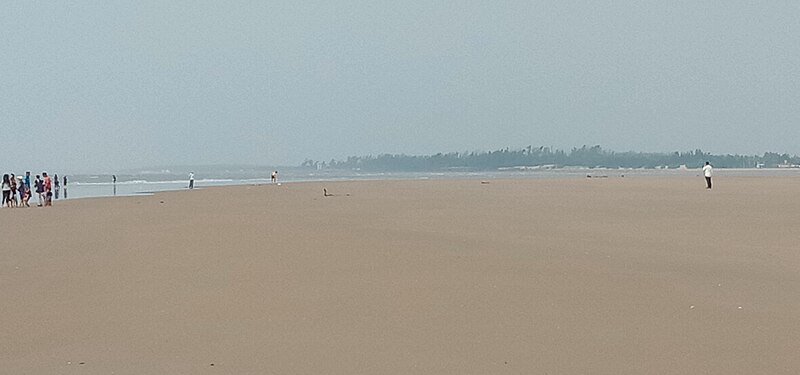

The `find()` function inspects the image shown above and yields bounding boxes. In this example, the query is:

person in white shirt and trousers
[703,162,713,189]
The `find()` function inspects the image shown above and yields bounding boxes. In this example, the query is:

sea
[45,167,800,201]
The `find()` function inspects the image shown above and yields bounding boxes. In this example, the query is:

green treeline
[301,146,800,171]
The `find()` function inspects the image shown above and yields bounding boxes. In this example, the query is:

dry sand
[2,176,800,374]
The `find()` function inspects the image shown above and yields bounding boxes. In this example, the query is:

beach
[2,176,799,374]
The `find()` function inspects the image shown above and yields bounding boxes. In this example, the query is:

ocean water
[42,167,800,201]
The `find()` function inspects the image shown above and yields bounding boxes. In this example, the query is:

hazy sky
[2,1,799,172]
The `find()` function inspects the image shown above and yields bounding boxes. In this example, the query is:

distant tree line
[300,146,800,172]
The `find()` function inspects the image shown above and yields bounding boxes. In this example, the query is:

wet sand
[2,176,800,374]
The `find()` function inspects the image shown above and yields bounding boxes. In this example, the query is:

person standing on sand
[43,172,52,206]
[34,175,44,206]
[54,174,60,199]
[2,174,11,207]
[271,170,277,183]
[188,172,195,189]
[17,176,30,207]
[9,174,18,207]
[703,162,713,189]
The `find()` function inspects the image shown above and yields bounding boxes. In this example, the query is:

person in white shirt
[702,162,713,189]
[188,172,195,189]
[2,174,11,207]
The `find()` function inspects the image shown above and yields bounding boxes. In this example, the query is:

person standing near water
[43,172,52,206]
[34,175,44,206]
[54,174,60,199]
[188,172,195,189]
[703,162,713,189]
[2,174,10,207]
[271,170,278,183]
[17,176,30,207]
[9,174,18,207]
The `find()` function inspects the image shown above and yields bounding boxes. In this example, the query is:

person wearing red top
[43,172,52,206]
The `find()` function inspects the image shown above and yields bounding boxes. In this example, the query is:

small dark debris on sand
[324,188,350,197]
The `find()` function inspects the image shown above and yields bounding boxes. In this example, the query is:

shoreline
[16,167,800,202]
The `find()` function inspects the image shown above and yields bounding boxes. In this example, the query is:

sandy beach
[2,176,799,374]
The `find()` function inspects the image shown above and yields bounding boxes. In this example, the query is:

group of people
[2,171,66,208]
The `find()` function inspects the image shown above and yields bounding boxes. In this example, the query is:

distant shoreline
[26,167,800,202]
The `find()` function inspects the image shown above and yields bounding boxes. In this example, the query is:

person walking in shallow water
[703,162,713,189]
[188,172,195,189]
